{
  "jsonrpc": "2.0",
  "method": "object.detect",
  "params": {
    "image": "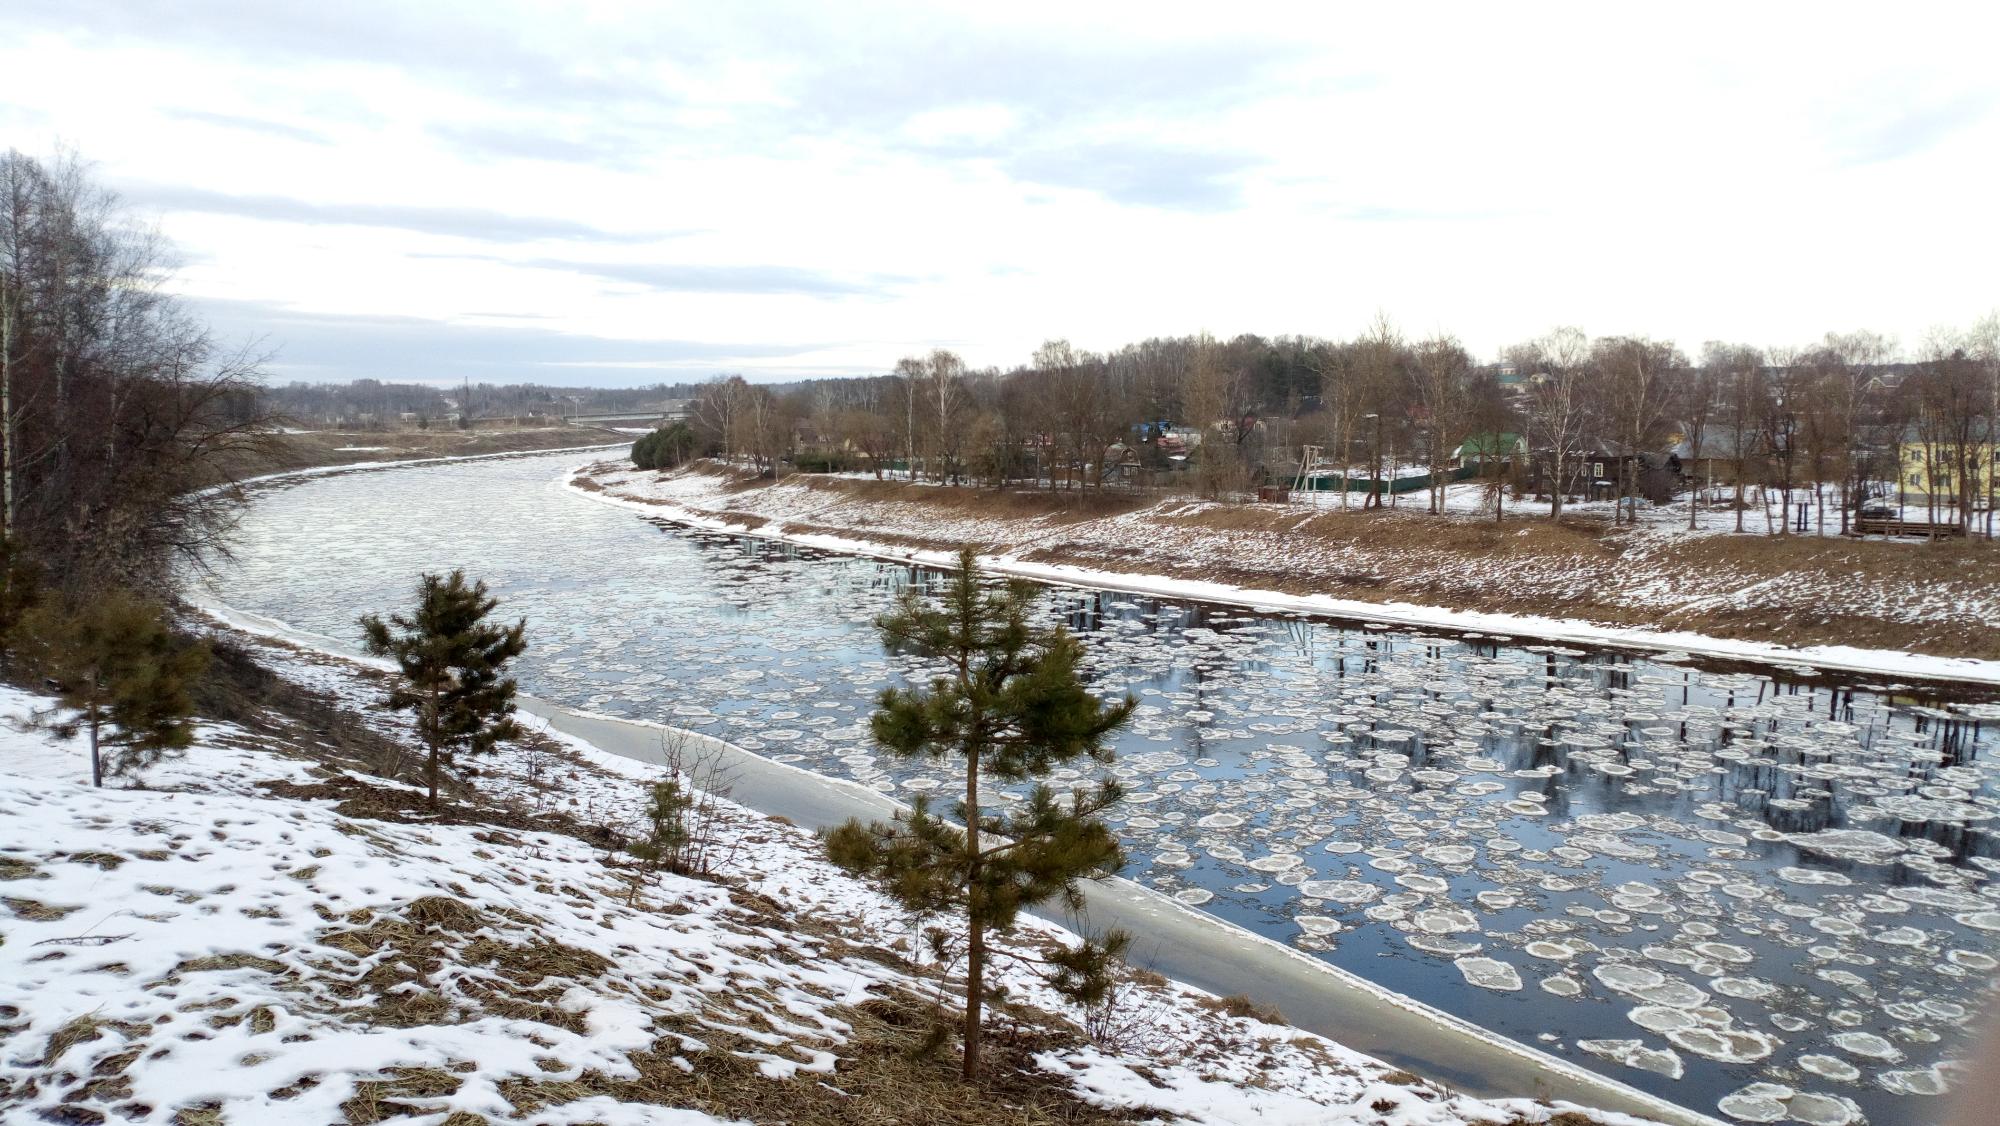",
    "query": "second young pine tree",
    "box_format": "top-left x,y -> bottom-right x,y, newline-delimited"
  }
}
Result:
360,570 -> 527,810
825,548 -> 1135,1079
